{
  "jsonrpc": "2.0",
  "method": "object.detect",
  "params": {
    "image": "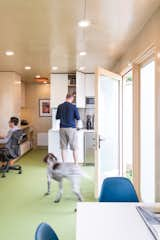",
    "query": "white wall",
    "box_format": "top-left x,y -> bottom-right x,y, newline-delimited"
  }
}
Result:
114,7 -> 160,73
0,72 -> 21,134
21,83 -> 51,146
